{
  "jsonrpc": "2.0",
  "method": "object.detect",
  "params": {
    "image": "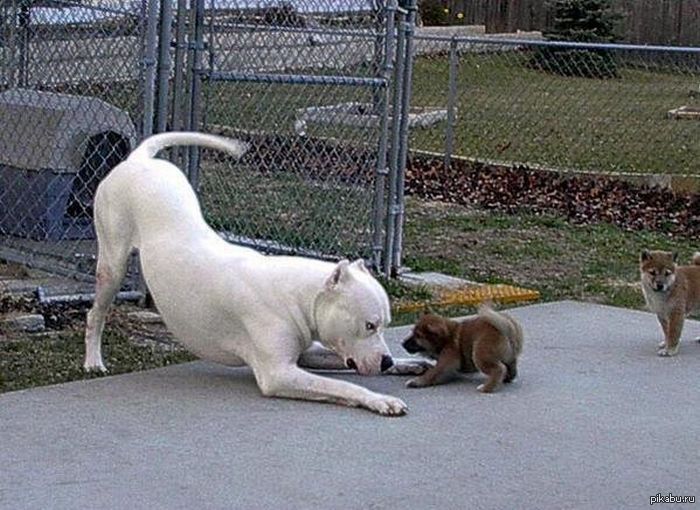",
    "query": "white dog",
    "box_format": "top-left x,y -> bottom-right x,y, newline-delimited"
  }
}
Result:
84,132 -> 425,416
